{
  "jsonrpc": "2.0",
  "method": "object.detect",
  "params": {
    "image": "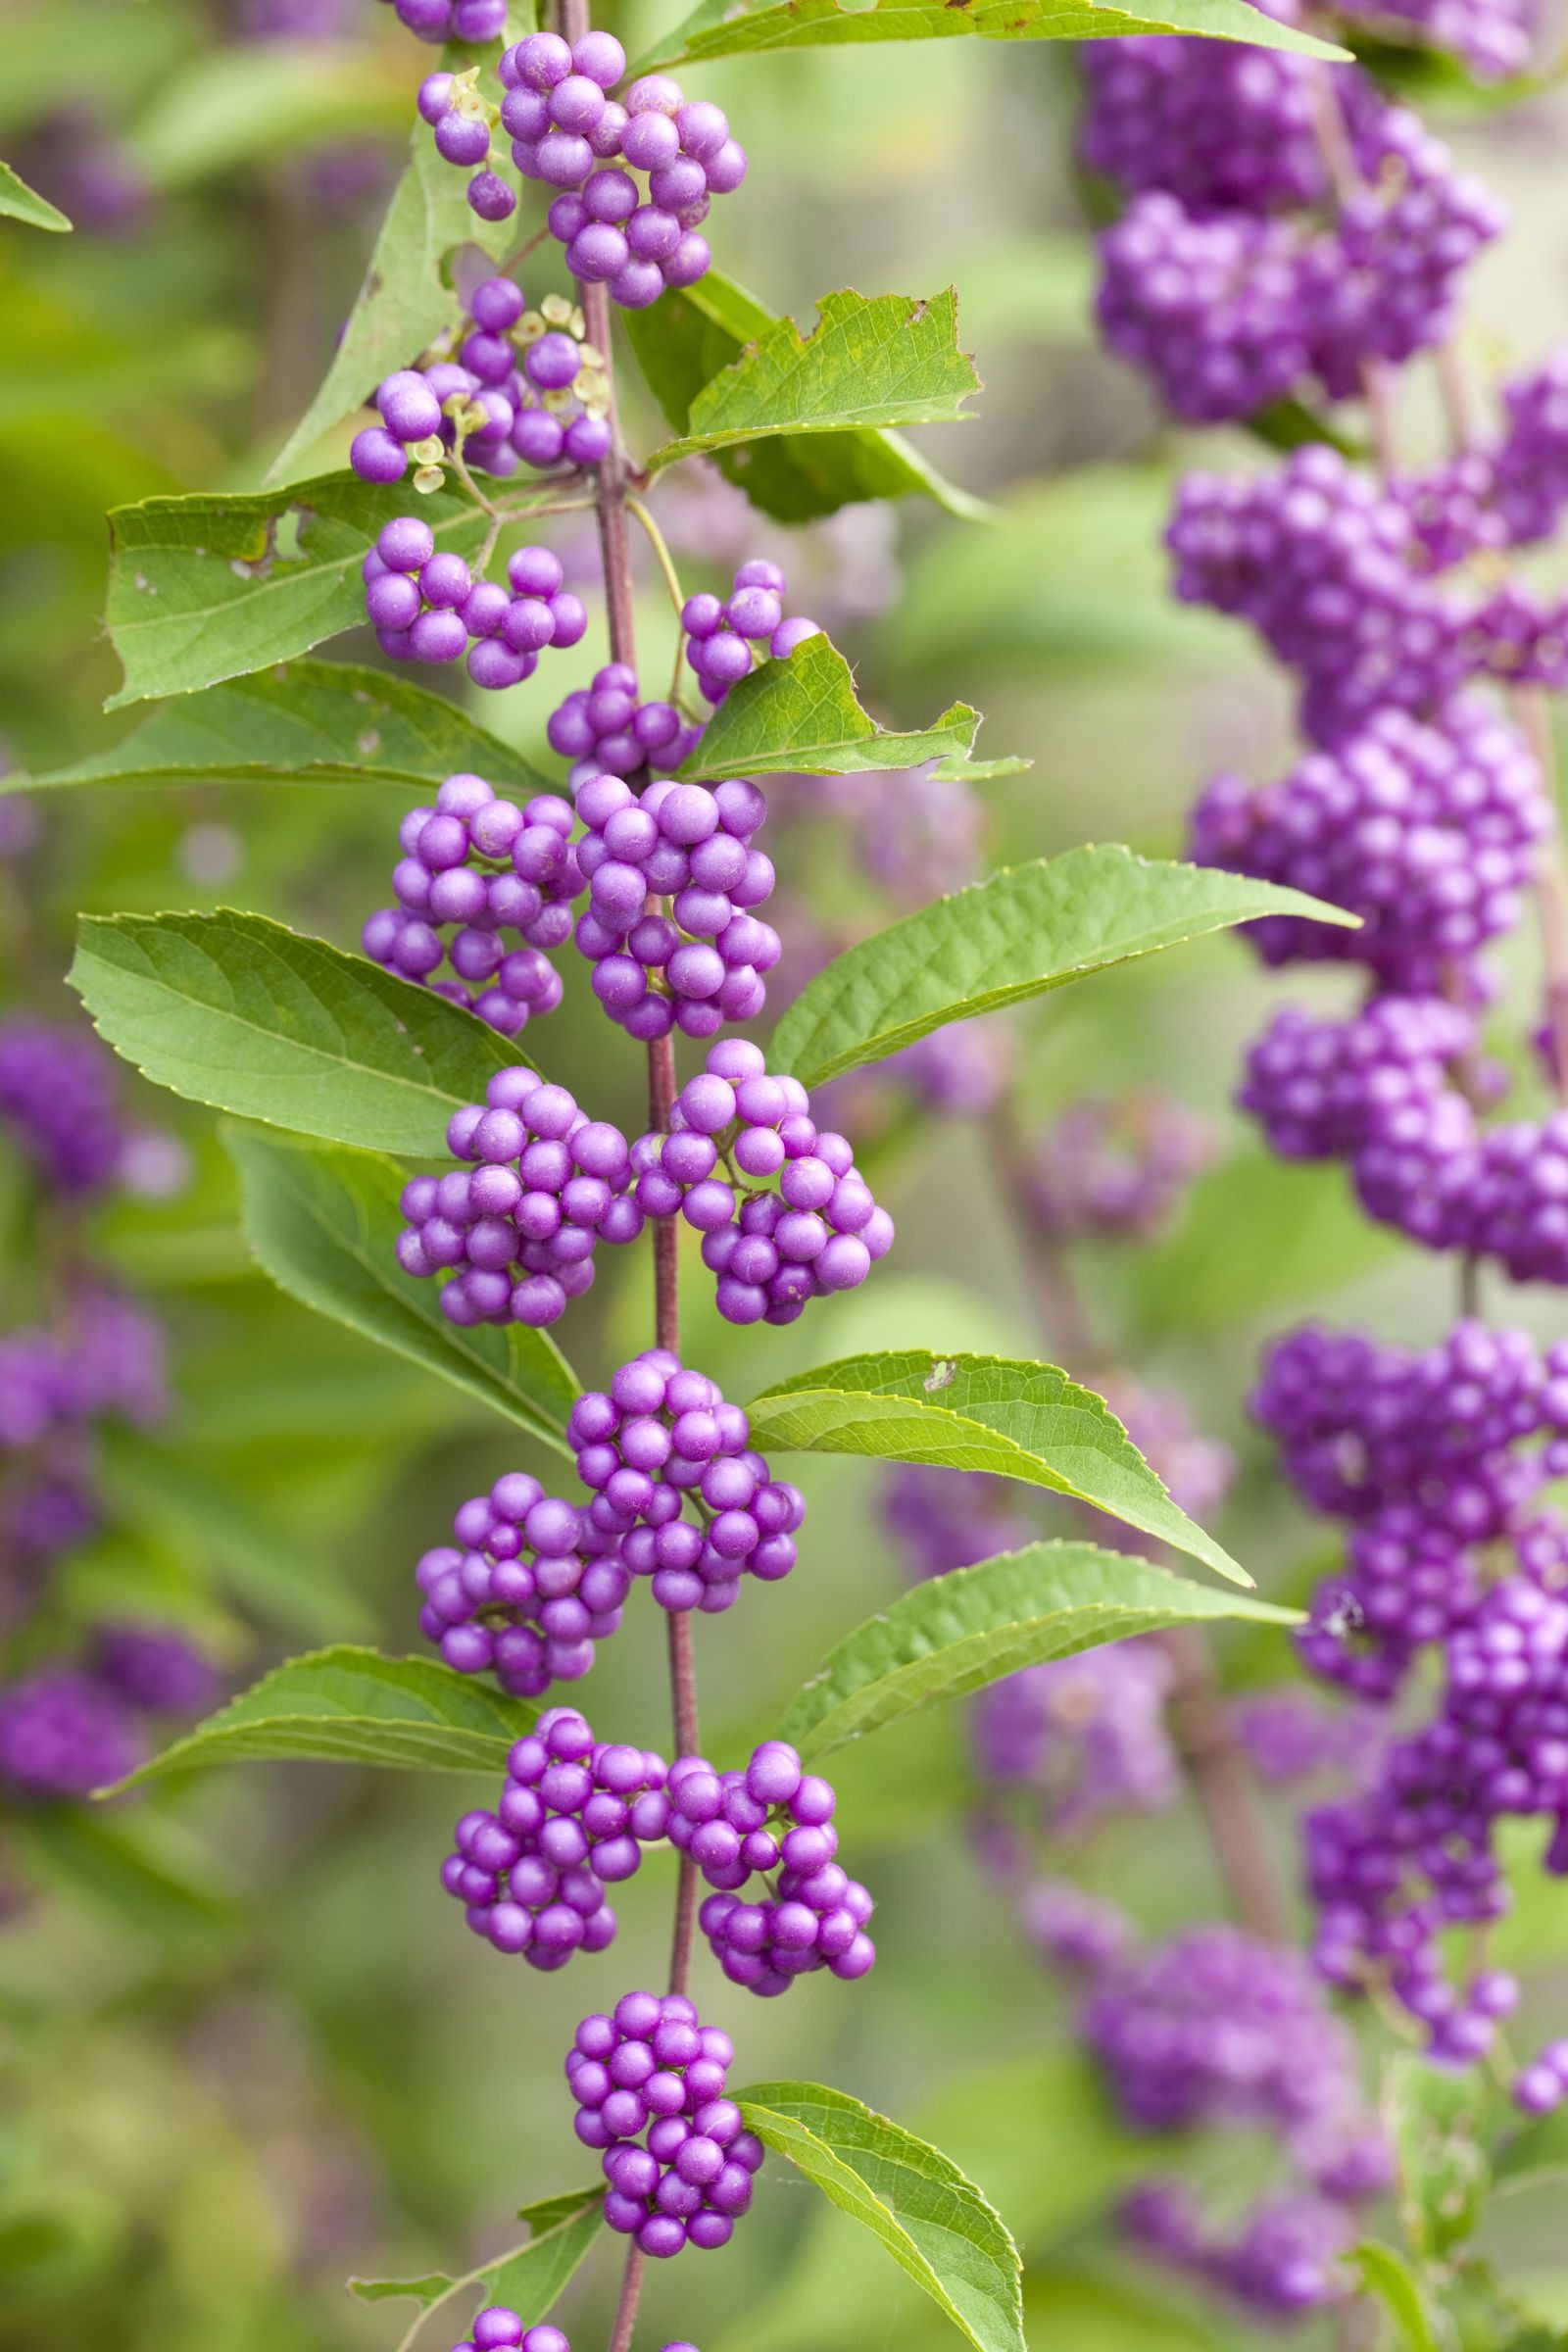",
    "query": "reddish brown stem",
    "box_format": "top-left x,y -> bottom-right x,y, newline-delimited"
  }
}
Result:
987,1091 -> 1295,1943
1162,1627 -> 1294,1943
605,2245 -> 647,2352
1303,63 -> 1400,477
983,1101 -> 1104,1373
554,10 -> 699,2332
